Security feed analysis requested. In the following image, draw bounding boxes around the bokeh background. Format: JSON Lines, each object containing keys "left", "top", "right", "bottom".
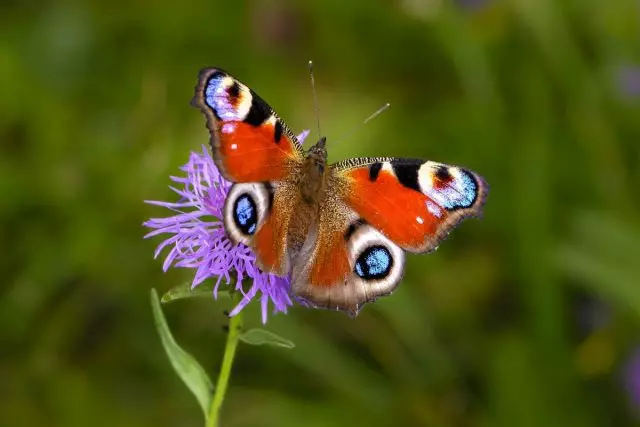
{"left": 2, "top": 0, "right": 640, "bottom": 426}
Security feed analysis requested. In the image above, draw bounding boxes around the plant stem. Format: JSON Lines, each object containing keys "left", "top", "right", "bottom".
{"left": 206, "top": 294, "right": 243, "bottom": 427}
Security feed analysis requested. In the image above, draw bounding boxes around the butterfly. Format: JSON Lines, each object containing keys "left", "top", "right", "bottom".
{"left": 191, "top": 68, "right": 488, "bottom": 316}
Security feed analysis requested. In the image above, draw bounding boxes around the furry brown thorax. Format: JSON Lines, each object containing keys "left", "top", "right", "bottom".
{"left": 300, "top": 137, "right": 328, "bottom": 205}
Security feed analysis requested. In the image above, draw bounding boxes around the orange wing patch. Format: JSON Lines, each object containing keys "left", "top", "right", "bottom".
{"left": 216, "top": 120, "right": 301, "bottom": 182}
{"left": 334, "top": 159, "right": 487, "bottom": 254}
{"left": 192, "top": 68, "right": 304, "bottom": 183}
{"left": 253, "top": 210, "right": 289, "bottom": 275}
{"left": 342, "top": 166, "right": 443, "bottom": 251}
{"left": 308, "top": 232, "right": 351, "bottom": 288}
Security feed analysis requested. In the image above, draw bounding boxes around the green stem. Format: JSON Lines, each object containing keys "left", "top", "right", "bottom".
{"left": 206, "top": 294, "right": 243, "bottom": 427}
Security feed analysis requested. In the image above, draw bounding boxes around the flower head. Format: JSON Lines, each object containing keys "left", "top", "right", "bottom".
{"left": 144, "top": 133, "right": 309, "bottom": 322}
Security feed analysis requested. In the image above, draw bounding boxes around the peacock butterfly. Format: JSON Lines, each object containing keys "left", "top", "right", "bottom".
{"left": 191, "top": 67, "right": 488, "bottom": 316}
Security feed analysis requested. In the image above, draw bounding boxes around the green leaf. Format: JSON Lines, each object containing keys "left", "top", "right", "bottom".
{"left": 555, "top": 211, "right": 640, "bottom": 315}
{"left": 239, "top": 328, "right": 295, "bottom": 349}
{"left": 160, "top": 280, "right": 229, "bottom": 304}
{"left": 150, "top": 289, "right": 214, "bottom": 417}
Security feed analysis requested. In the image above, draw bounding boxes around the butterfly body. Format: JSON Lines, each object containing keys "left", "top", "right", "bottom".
{"left": 193, "top": 68, "right": 488, "bottom": 316}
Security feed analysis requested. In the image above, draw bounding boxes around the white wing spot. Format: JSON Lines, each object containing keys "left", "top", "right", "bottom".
{"left": 427, "top": 201, "right": 443, "bottom": 218}
{"left": 222, "top": 123, "right": 237, "bottom": 134}
{"left": 381, "top": 162, "right": 394, "bottom": 173}
{"left": 416, "top": 216, "right": 424, "bottom": 224}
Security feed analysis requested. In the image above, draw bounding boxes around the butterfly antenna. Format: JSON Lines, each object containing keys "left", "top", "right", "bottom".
{"left": 334, "top": 102, "right": 391, "bottom": 144}
{"left": 363, "top": 102, "right": 391, "bottom": 125}
{"left": 308, "top": 60, "right": 322, "bottom": 140}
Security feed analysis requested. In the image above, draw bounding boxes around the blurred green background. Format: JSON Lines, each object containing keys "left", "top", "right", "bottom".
{"left": 2, "top": 0, "right": 640, "bottom": 425}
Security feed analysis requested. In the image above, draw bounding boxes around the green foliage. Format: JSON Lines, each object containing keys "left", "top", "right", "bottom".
{"left": 150, "top": 289, "right": 214, "bottom": 418}
{"left": 239, "top": 329, "right": 295, "bottom": 349}
{"left": 2, "top": 0, "right": 640, "bottom": 426}
{"left": 161, "top": 281, "right": 230, "bottom": 304}
{"left": 557, "top": 211, "right": 640, "bottom": 314}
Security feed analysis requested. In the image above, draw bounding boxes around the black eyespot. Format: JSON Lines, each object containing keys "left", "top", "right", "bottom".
{"left": 434, "top": 165, "right": 451, "bottom": 182}
{"left": 355, "top": 245, "right": 393, "bottom": 280}
{"left": 233, "top": 194, "right": 258, "bottom": 235}
{"left": 227, "top": 81, "right": 240, "bottom": 100}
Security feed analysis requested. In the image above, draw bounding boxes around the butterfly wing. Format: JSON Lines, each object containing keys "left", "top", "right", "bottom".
{"left": 289, "top": 189, "right": 406, "bottom": 316}
{"left": 192, "top": 68, "right": 304, "bottom": 182}
{"left": 332, "top": 157, "right": 488, "bottom": 253}
{"left": 290, "top": 157, "right": 487, "bottom": 315}
{"left": 192, "top": 69, "right": 305, "bottom": 275}
{"left": 223, "top": 181, "right": 305, "bottom": 276}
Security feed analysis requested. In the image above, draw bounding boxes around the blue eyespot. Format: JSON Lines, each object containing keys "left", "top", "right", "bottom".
{"left": 449, "top": 170, "right": 477, "bottom": 209}
{"left": 355, "top": 246, "right": 393, "bottom": 280}
{"left": 206, "top": 75, "right": 243, "bottom": 121}
{"left": 233, "top": 194, "right": 257, "bottom": 235}
{"left": 426, "top": 168, "right": 478, "bottom": 211}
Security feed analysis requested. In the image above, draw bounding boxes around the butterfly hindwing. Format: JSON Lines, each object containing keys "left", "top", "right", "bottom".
{"left": 192, "top": 68, "right": 304, "bottom": 183}
{"left": 290, "top": 194, "right": 406, "bottom": 316}
{"left": 332, "top": 157, "right": 488, "bottom": 253}
{"left": 223, "top": 181, "right": 299, "bottom": 276}
{"left": 289, "top": 157, "right": 487, "bottom": 314}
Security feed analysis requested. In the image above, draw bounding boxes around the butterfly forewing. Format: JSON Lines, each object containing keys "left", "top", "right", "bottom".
{"left": 192, "top": 68, "right": 304, "bottom": 183}
{"left": 331, "top": 157, "right": 488, "bottom": 253}
{"left": 193, "top": 69, "right": 306, "bottom": 276}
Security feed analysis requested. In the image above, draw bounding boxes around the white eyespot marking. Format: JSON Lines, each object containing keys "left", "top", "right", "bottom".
{"left": 205, "top": 75, "right": 252, "bottom": 121}
{"left": 230, "top": 143, "right": 238, "bottom": 150}
{"left": 426, "top": 201, "right": 443, "bottom": 218}
{"left": 381, "top": 162, "right": 394, "bottom": 173}
{"left": 222, "top": 123, "right": 236, "bottom": 134}
{"left": 264, "top": 115, "right": 277, "bottom": 126}
{"left": 223, "top": 183, "right": 271, "bottom": 246}
{"left": 416, "top": 216, "right": 424, "bottom": 224}
{"left": 346, "top": 224, "right": 405, "bottom": 296}
{"left": 418, "top": 162, "right": 478, "bottom": 211}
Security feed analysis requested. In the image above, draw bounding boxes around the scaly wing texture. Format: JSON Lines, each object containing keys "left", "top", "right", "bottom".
{"left": 192, "top": 68, "right": 304, "bottom": 183}
{"left": 288, "top": 157, "right": 487, "bottom": 315}
{"left": 332, "top": 157, "right": 488, "bottom": 253}
{"left": 290, "top": 179, "right": 406, "bottom": 316}
{"left": 192, "top": 68, "right": 304, "bottom": 275}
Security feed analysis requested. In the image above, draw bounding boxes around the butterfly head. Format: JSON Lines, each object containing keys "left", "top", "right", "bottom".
{"left": 308, "top": 136, "right": 327, "bottom": 156}
{"left": 306, "top": 136, "right": 327, "bottom": 171}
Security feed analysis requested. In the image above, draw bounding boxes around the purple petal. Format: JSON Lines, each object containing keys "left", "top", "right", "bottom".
{"left": 144, "top": 146, "right": 293, "bottom": 321}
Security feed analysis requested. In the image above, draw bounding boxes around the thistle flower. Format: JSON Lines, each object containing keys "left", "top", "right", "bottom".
{"left": 144, "top": 130, "right": 309, "bottom": 323}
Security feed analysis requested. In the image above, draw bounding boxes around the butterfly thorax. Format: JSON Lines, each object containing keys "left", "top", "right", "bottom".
{"left": 300, "top": 137, "right": 328, "bottom": 205}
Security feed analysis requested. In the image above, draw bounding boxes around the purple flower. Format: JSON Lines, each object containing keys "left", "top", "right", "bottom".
{"left": 144, "top": 131, "right": 309, "bottom": 323}
{"left": 617, "top": 65, "right": 640, "bottom": 99}
{"left": 624, "top": 346, "right": 640, "bottom": 411}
